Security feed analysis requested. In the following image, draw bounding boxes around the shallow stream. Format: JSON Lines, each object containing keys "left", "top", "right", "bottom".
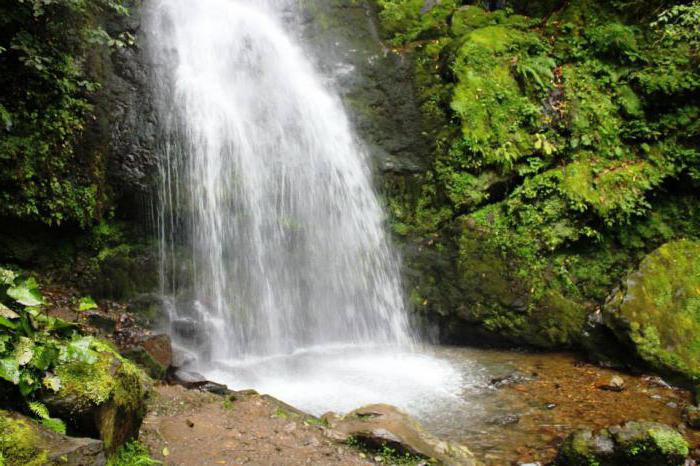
{"left": 196, "top": 345, "right": 698, "bottom": 465}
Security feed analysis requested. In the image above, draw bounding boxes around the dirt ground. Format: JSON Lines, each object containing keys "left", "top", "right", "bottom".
{"left": 139, "top": 385, "right": 375, "bottom": 466}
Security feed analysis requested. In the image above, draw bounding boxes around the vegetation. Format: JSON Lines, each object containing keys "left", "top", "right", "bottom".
{"left": 378, "top": 0, "right": 700, "bottom": 351}
{"left": 108, "top": 441, "right": 161, "bottom": 466}
{"left": 0, "top": 0, "right": 132, "bottom": 227}
{"left": 0, "top": 266, "right": 150, "bottom": 459}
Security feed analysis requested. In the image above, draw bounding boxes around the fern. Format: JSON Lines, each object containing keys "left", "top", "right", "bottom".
{"left": 27, "top": 401, "right": 66, "bottom": 434}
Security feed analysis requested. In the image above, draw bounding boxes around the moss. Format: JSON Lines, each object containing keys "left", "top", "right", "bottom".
{"left": 107, "top": 441, "right": 159, "bottom": 466}
{"left": 52, "top": 339, "right": 150, "bottom": 452}
{"left": 616, "top": 422, "right": 689, "bottom": 465}
{"left": 0, "top": 412, "right": 49, "bottom": 466}
{"left": 605, "top": 240, "right": 700, "bottom": 382}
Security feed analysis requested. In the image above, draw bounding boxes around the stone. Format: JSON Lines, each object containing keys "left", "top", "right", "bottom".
{"left": 41, "top": 349, "right": 150, "bottom": 454}
{"left": 321, "top": 404, "right": 480, "bottom": 466}
{"left": 685, "top": 405, "right": 700, "bottom": 429}
{"left": 1, "top": 410, "right": 106, "bottom": 466}
{"left": 556, "top": 421, "right": 689, "bottom": 466}
{"left": 603, "top": 240, "right": 700, "bottom": 383}
{"left": 599, "top": 375, "right": 625, "bottom": 392}
{"left": 123, "top": 333, "right": 173, "bottom": 379}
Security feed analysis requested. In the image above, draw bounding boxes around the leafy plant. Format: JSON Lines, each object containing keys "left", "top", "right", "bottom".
{"left": 108, "top": 441, "right": 161, "bottom": 466}
{"left": 0, "top": 267, "right": 110, "bottom": 428}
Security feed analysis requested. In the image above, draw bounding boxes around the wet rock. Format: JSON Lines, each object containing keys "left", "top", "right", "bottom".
{"left": 490, "top": 372, "right": 531, "bottom": 388}
{"left": 172, "top": 318, "right": 205, "bottom": 345}
{"left": 122, "top": 333, "right": 173, "bottom": 379}
{"left": 169, "top": 369, "right": 231, "bottom": 395}
{"left": 643, "top": 376, "right": 673, "bottom": 389}
{"left": 556, "top": 421, "right": 689, "bottom": 466}
{"left": 1, "top": 409, "right": 106, "bottom": 465}
{"left": 321, "top": 404, "right": 480, "bottom": 466}
{"left": 598, "top": 375, "right": 625, "bottom": 392}
{"left": 603, "top": 240, "right": 700, "bottom": 383}
{"left": 488, "top": 414, "right": 520, "bottom": 426}
{"left": 684, "top": 405, "right": 700, "bottom": 429}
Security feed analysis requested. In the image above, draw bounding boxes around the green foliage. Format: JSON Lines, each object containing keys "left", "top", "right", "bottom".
{"left": 0, "top": 266, "right": 147, "bottom": 434}
{"left": 108, "top": 441, "right": 161, "bottom": 466}
{"left": 654, "top": 1, "right": 700, "bottom": 52}
{"left": 345, "top": 436, "right": 427, "bottom": 465}
{"left": 0, "top": 0, "right": 131, "bottom": 227}
{"left": 377, "top": 0, "right": 700, "bottom": 348}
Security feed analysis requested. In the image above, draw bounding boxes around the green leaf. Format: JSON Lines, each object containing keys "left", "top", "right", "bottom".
{"left": 43, "top": 373, "right": 62, "bottom": 392}
{"left": 0, "top": 268, "right": 16, "bottom": 286}
{"left": 0, "top": 302, "right": 19, "bottom": 319}
{"left": 31, "top": 344, "right": 58, "bottom": 371}
{"left": 78, "top": 296, "right": 98, "bottom": 312}
{"left": 7, "top": 283, "right": 43, "bottom": 307}
{"left": 28, "top": 401, "right": 50, "bottom": 420}
{"left": 0, "top": 358, "right": 20, "bottom": 384}
{"left": 0, "top": 316, "right": 17, "bottom": 330}
{"left": 61, "top": 337, "right": 98, "bottom": 364}
{"left": 15, "top": 337, "right": 34, "bottom": 366}
{"left": 41, "top": 417, "right": 66, "bottom": 435}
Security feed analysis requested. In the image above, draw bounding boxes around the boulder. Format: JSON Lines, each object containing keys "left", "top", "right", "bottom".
{"left": 42, "top": 347, "right": 150, "bottom": 454}
{"left": 0, "top": 410, "right": 106, "bottom": 465}
{"left": 122, "top": 333, "right": 173, "bottom": 379}
{"left": 321, "top": 404, "right": 480, "bottom": 466}
{"left": 556, "top": 421, "right": 689, "bottom": 466}
{"left": 684, "top": 405, "right": 700, "bottom": 429}
{"left": 603, "top": 240, "right": 700, "bottom": 383}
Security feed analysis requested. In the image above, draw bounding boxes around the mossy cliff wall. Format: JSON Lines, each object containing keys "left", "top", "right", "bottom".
{"left": 353, "top": 0, "right": 700, "bottom": 360}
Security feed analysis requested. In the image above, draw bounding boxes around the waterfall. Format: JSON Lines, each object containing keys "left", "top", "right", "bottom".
{"left": 149, "top": 0, "right": 414, "bottom": 361}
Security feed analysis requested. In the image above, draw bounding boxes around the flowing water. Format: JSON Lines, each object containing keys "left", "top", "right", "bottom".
{"left": 150, "top": 0, "right": 411, "bottom": 360}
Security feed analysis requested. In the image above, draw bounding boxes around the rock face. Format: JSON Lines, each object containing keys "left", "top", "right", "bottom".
{"left": 322, "top": 404, "right": 480, "bottom": 466}
{"left": 556, "top": 421, "right": 689, "bottom": 466}
{"left": 604, "top": 240, "right": 700, "bottom": 383}
{"left": 0, "top": 410, "right": 106, "bottom": 466}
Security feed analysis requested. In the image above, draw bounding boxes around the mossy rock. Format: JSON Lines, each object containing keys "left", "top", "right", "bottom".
{"left": 556, "top": 421, "right": 688, "bottom": 466}
{"left": 42, "top": 343, "right": 151, "bottom": 454}
{"left": 0, "top": 410, "right": 106, "bottom": 465}
{"left": 604, "top": 240, "right": 700, "bottom": 383}
{"left": 0, "top": 411, "right": 49, "bottom": 466}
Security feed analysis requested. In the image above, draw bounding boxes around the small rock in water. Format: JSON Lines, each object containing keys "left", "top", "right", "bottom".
{"left": 667, "top": 401, "right": 679, "bottom": 409}
{"left": 488, "top": 414, "right": 521, "bottom": 426}
{"left": 545, "top": 403, "right": 557, "bottom": 410}
{"left": 490, "top": 372, "right": 531, "bottom": 388}
{"left": 643, "top": 375, "right": 673, "bottom": 389}
{"left": 598, "top": 375, "right": 625, "bottom": 392}
{"left": 685, "top": 405, "right": 700, "bottom": 429}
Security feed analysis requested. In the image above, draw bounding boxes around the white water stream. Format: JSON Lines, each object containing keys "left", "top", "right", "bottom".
{"left": 149, "top": 0, "right": 468, "bottom": 419}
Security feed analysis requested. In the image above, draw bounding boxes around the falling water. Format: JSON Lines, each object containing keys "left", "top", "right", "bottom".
{"left": 149, "top": 0, "right": 413, "bottom": 361}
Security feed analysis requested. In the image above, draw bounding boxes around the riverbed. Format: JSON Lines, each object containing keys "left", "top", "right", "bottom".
{"left": 194, "top": 345, "right": 698, "bottom": 465}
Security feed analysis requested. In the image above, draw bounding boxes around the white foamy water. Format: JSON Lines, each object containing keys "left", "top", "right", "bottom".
{"left": 147, "top": 0, "right": 473, "bottom": 421}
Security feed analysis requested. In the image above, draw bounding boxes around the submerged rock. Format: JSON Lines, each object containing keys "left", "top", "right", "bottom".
{"left": 321, "top": 404, "right": 480, "bottom": 466}
{"left": 684, "top": 405, "right": 700, "bottom": 429}
{"left": 598, "top": 375, "right": 626, "bottom": 392}
{"left": 0, "top": 410, "right": 106, "bottom": 465}
{"left": 556, "top": 421, "right": 689, "bottom": 466}
{"left": 604, "top": 240, "right": 700, "bottom": 383}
